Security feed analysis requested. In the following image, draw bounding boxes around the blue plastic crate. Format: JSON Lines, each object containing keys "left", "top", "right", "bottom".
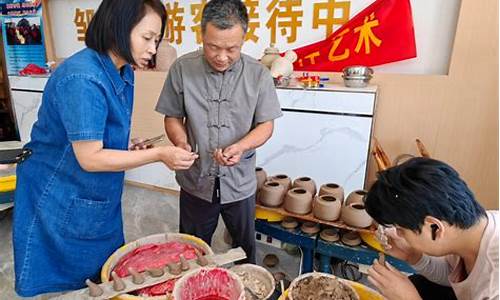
{"left": 0, "top": 191, "right": 14, "bottom": 204}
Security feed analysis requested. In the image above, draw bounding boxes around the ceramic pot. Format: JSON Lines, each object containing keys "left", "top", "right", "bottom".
{"left": 345, "top": 190, "right": 367, "bottom": 206}
{"left": 319, "top": 228, "right": 340, "bottom": 242}
{"left": 313, "top": 194, "right": 342, "bottom": 221}
{"left": 281, "top": 216, "right": 299, "bottom": 230}
{"left": 260, "top": 44, "right": 281, "bottom": 69}
{"left": 284, "top": 188, "right": 313, "bottom": 215}
{"left": 256, "top": 167, "right": 267, "bottom": 192}
{"left": 341, "top": 231, "right": 362, "bottom": 247}
{"left": 259, "top": 181, "right": 285, "bottom": 207}
{"left": 300, "top": 222, "right": 320, "bottom": 235}
{"left": 154, "top": 42, "right": 177, "bottom": 72}
{"left": 318, "top": 183, "right": 344, "bottom": 203}
{"left": 341, "top": 203, "right": 373, "bottom": 228}
{"left": 270, "top": 50, "right": 297, "bottom": 78}
{"left": 271, "top": 174, "right": 292, "bottom": 191}
{"left": 292, "top": 177, "right": 317, "bottom": 196}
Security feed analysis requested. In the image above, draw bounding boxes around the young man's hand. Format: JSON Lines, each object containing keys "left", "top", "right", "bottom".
{"left": 368, "top": 259, "right": 422, "bottom": 300}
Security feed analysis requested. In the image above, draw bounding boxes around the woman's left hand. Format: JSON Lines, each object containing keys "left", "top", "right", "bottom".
{"left": 368, "top": 259, "right": 422, "bottom": 300}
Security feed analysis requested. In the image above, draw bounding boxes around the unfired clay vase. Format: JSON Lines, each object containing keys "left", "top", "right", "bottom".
{"left": 341, "top": 203, "right": 373, "bottom": 228}
{"left": 259, "top": 181, "right": 285, "bottom": 207}
{"left": 256, "top": 167, "right": 267, "bottom": 192}
{"left": 154, "top": 42, "right": 177, "bottom": 72}
{"left": 271, "top": 174, "right": 292, "bottom": 191}
{"left": 292, "top": 177, "right": 317, "bottom": 196}
{"left": 319, "top": 228, "right": 340, "bottom": 242}
{"left": 345, "top": 190, "right": 367, "bottom": 206}
{"left": 281, "top": 216, "right": 299, "bottom": 230}
{"left": 284, "top": 188, "right": 313, "bottom": 215}
{"left": 260, "top": 44, "right": 281, "bottom": 69}
{"left": 318, "top": 183, "right": 344, "bottom": 203}
{"left": 300, "top": 222, "right": 320, "bottom": 235}
{"left": 270, "top": 50, "right": 297, "bottom": 78}
{"left": 341, "top": 231, "right": 362, "bottom": 247}
{"left": 312, "top": 195, "right": 342, "bottom": 221}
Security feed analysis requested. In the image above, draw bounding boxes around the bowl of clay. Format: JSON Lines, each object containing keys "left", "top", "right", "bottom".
{"left": 288, "top": 272, "right": 359, "bottom": 300}
{"left": 101, "top": 233, "right": 213, "bottom": 300}
{"left": 172, "top": 267, "right": 245, "bottom": 300}
{"left": 230, "top": 264, "right": 275, "bottom": 299}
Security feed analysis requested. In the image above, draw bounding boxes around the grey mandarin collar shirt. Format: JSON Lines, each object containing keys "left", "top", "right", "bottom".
{"left": 156, "top": 50, "right": 282, "bottom": 204}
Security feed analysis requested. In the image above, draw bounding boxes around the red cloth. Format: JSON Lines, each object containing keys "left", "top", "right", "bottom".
{"left": 19, "top": 63, "right": 47, "bottom": 76}
{"left": 293, "top": 0, "right": 416, "bottom": 71}
{"left": 113, "top": 242, "right": 201, "bottom": 296}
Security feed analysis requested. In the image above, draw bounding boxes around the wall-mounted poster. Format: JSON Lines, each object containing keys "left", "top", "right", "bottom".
{"left": 0, "top": 0, "right": 46, "bottom": 75}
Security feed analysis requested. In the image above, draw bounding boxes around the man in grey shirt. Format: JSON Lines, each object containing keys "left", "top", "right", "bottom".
{"left": 155, "top": 0, "right": 282, "bottom": 263}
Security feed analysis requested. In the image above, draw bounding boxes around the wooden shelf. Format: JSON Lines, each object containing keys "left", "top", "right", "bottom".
{"left": 256, "top": 202, "right": 376, "bottom": 234}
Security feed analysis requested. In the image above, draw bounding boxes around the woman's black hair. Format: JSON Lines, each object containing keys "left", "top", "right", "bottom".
{"left": 365, "top": 157, "right": 486, "bottom": 232}
{"left": 85, "top": 0, "right": 167, "bottom": 67}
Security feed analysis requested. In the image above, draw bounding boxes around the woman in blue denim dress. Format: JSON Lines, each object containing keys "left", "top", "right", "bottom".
{"left": 12, "top": 0, "right": 197, "bottom": 297}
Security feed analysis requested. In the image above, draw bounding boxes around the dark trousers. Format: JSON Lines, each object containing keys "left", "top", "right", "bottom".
{"left": 179, "top": 179, "right": 256, "bottom": 263}
{"left": 410, "top": 275, "right": 457, "bottom": 300}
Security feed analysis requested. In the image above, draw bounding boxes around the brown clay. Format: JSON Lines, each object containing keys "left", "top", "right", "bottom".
{"left": 281, "top": 216, "right": 299, "bottom": 230}
{"left": 86, "top": 279, "right": 104, "bottom": 297}
{"left": 313, "top": 194, "right": 342, "bottom": 221}
{"left": 300, "top": 222, "right": 320, "bottom": 235}
{"left": 271, "top": 174, "right": 292, "bottom": 190}
{"left": 167, "top": 263, "right": 182, "bottom": 275}
{"left": 341, "top": 203, "right": 373, "bottom": 228}
{"left": 318, "top": 183, "right": 345, "bottom": 203}
{"left": 289, "top": 273, "right": 358, "bottom": 300}
{"left": 320, "top": 228, "right": 340, "bottom": 242}
{"left": 147, "top": 267, "right": 165, "bottom": 277}
{"left": 127, "top": 267, "right": 145, "bottom": 284}
{"left": 256, "top": 167, "right": 267, "bottom": 192}
{"left": 292, "top": 177, "right": 317, "bottom": 196}
{"left": 111, "top": 271, "right": 126, "bottom": 291}
{"left": 259, "top": 181, "right": 285, "bottom": 207}
{"left": 284, "top": 188, "right": 313, "bottom": 215}
{"left": 263, "top": 254, "right": 279, "bottom": 268}
{"left": 345, "top": 190, "right": 367, "bottom": 206}
{"left": 154, "top": 42, "right": 177, "bottom": 72}
{"left": 179, "top": 254, "right": 190, "bottom": 271}
{"left": 341, "top": 231, "right": 362, "bottom": 247}
{"left": 195, "top": 249, "right": 209, "bottom": 266}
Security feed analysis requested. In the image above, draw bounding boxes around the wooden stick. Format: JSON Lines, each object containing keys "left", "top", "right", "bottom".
{"left": 374, "top": 138, "right": 391, "bottom": 169}
{"left": 416, "top": 139, "right": 431, "bottom": 158}
{"left": 372, "top": 150, "right": 387, "bottom": 171}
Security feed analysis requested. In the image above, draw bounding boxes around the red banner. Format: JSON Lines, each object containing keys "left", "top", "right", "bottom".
{"left": 293, "top": 0, "right": 416, "bottom": 72}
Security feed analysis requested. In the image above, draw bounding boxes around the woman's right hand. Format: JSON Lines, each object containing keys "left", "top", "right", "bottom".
{"left": 158, "top": 146, "right": 198, "bottom": 170}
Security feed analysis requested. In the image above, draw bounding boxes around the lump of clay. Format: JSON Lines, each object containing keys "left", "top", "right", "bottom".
{"left": 290, "top": 274, "right": 358, "bottom": 300}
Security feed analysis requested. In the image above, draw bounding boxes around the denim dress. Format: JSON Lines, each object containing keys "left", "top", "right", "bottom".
{"left": 13, "top": 48, "right": 134, "bottom": 296}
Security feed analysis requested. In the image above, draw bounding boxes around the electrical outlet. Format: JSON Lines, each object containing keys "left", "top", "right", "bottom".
{"left": 255, "top": 233, "right": 282, "bottom": 248}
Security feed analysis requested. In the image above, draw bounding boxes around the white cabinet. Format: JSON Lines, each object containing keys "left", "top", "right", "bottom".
{"left": 256, "top": 84, "right": 377, "bottom": 195}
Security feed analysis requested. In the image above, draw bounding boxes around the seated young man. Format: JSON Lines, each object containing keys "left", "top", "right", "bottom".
{"left": 365, "top": 157, "right": 498, "bottom": 300}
